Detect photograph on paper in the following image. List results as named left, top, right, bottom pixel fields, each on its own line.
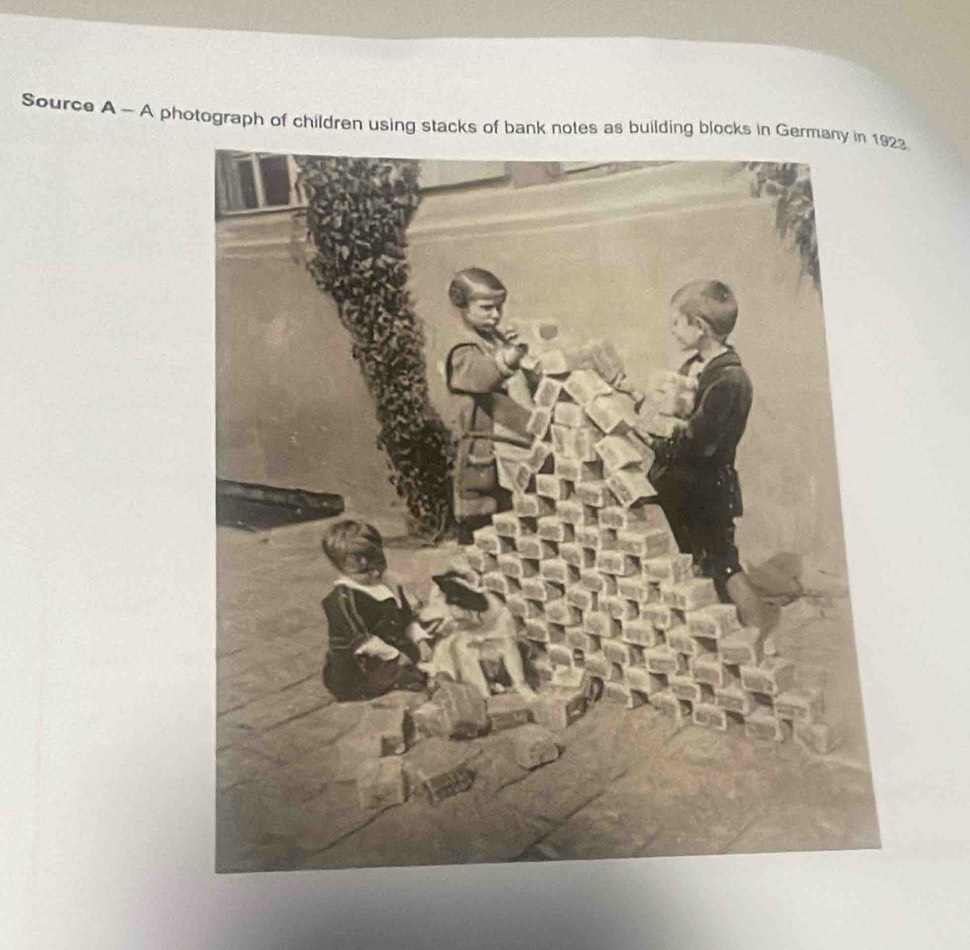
left=214, top=153, right=879, bottom=872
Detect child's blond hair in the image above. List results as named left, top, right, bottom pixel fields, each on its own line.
left=322, top=519, right=385, bottom=572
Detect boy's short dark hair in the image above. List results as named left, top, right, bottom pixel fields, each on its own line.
left=671, top=280, right=738, bottom=339
left=322, top=519, right=384, bottom=572
left=448, top=268, right=507, bottom=309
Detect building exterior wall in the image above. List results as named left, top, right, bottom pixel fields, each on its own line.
left=216, top=212, right=401, bottom=514
left=216, top=162, right=845, bottom=570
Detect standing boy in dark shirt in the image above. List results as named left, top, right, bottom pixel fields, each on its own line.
left=647, top=280, right=769, bottom=642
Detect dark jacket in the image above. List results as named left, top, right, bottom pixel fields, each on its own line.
left=648, top=347, right=752, bottom=519
left=322, top=584, right=420, bottom=701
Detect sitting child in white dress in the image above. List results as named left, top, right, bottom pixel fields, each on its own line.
left=419, top=570, right=536, bottom=702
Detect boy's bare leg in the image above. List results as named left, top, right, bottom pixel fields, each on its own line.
left=725, top=571, right=777, bottom=653
left=454, top=640, right=492, bottom=699
left=499, top=640, right=537, bottom=701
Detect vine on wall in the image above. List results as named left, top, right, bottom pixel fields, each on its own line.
left=746, top=162, right=821, bottom=291
left=295, top=155, right=455, bottom=538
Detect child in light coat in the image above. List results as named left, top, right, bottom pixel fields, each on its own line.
left=420, top=570, right=536, bottom=702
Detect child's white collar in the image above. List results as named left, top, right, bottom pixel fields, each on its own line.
left=335, top=576, right=399, bottom=603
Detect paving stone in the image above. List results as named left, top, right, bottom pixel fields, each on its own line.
left=215, top=782, right=310, bottom=873
left=662, top=723, right=789, bottom=774
left=262, top=701, right=362, bottom=761
left=469, top=742, right=530, bottom=796
left=512, top=724, right=560, bottom=770
left=218, top=638, right=319, bottom=679
left=216, top=719, right=251, bottom=751
left=724, top=805, right=851, bottom=855
left=217, top=654, right=319, bottom=713
left=538, top=792, right=663, bottom=860
left=215, top=646, right=270, bottom=680
left=300, top=779, right=548, bottom=869
left=214, top=720, right=288, bottom=763
left=246, top=751, right=343, bottom=804
left=277, top=788, right=398, bottom=861
left=216, top=744, right=279, bottom=792
left=216, top=627, right=263, bottom=658
left=605, top=704, right=675, bottom=768
left=218, top=677, right=330, bottom=733
left=216, top=525, right=879, bottom=872
left=217, top=671, right=267, bottom=715
left=843, top=794, right=882, bottom=850
left=279, top=744, right=344, bottom=791
left=499, top=705, right=632, bottom=821
left=794, top=720, right=841, bottom=754
left=631, top=768, right=757, bottom=857
left=371, top=690, right=432, bottom=713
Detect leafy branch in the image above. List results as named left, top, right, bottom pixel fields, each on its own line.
left=295, top=155, right=455, bottom=539
left=746, top=162, right=820, bottom=291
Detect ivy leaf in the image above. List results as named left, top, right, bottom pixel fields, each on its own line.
left=295, top=153, right=456, bottom=539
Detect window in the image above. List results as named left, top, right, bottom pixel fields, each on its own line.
left=216, top=152, right=302, bottom=215
left=215, top=153, right=659, bottom=218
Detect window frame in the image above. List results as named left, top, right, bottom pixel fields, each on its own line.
left=216, top=152, right=303, bottom=217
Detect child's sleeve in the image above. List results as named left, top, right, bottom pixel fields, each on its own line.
left=678, top=375, right=744, bottom=459
left=326, top=587, right=400, bottom=660
left=396, top=585, right=433, bottom=645
left=324, top=587, right=368, bottom=653
left=355, top=637, right=401, bottom=660
left=446, top=342, right=515, bottom=395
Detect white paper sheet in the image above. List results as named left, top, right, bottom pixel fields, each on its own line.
left=2, top=14, right=969, bottom=948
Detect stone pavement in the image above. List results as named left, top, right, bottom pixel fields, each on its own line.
left=215, top=518, right=879, bottom=873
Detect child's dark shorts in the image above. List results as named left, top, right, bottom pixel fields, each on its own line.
left=323, top=652, right=427, bottom=702
left=654, top=467, right=744, bottom=602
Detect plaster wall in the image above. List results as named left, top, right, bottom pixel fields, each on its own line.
left=216, top=214, right=400, bottom=514
left=216, top=162, right=845, bottom=570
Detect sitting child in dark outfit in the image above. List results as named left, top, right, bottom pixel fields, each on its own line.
left=320, top=520, right=430, bottom=702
